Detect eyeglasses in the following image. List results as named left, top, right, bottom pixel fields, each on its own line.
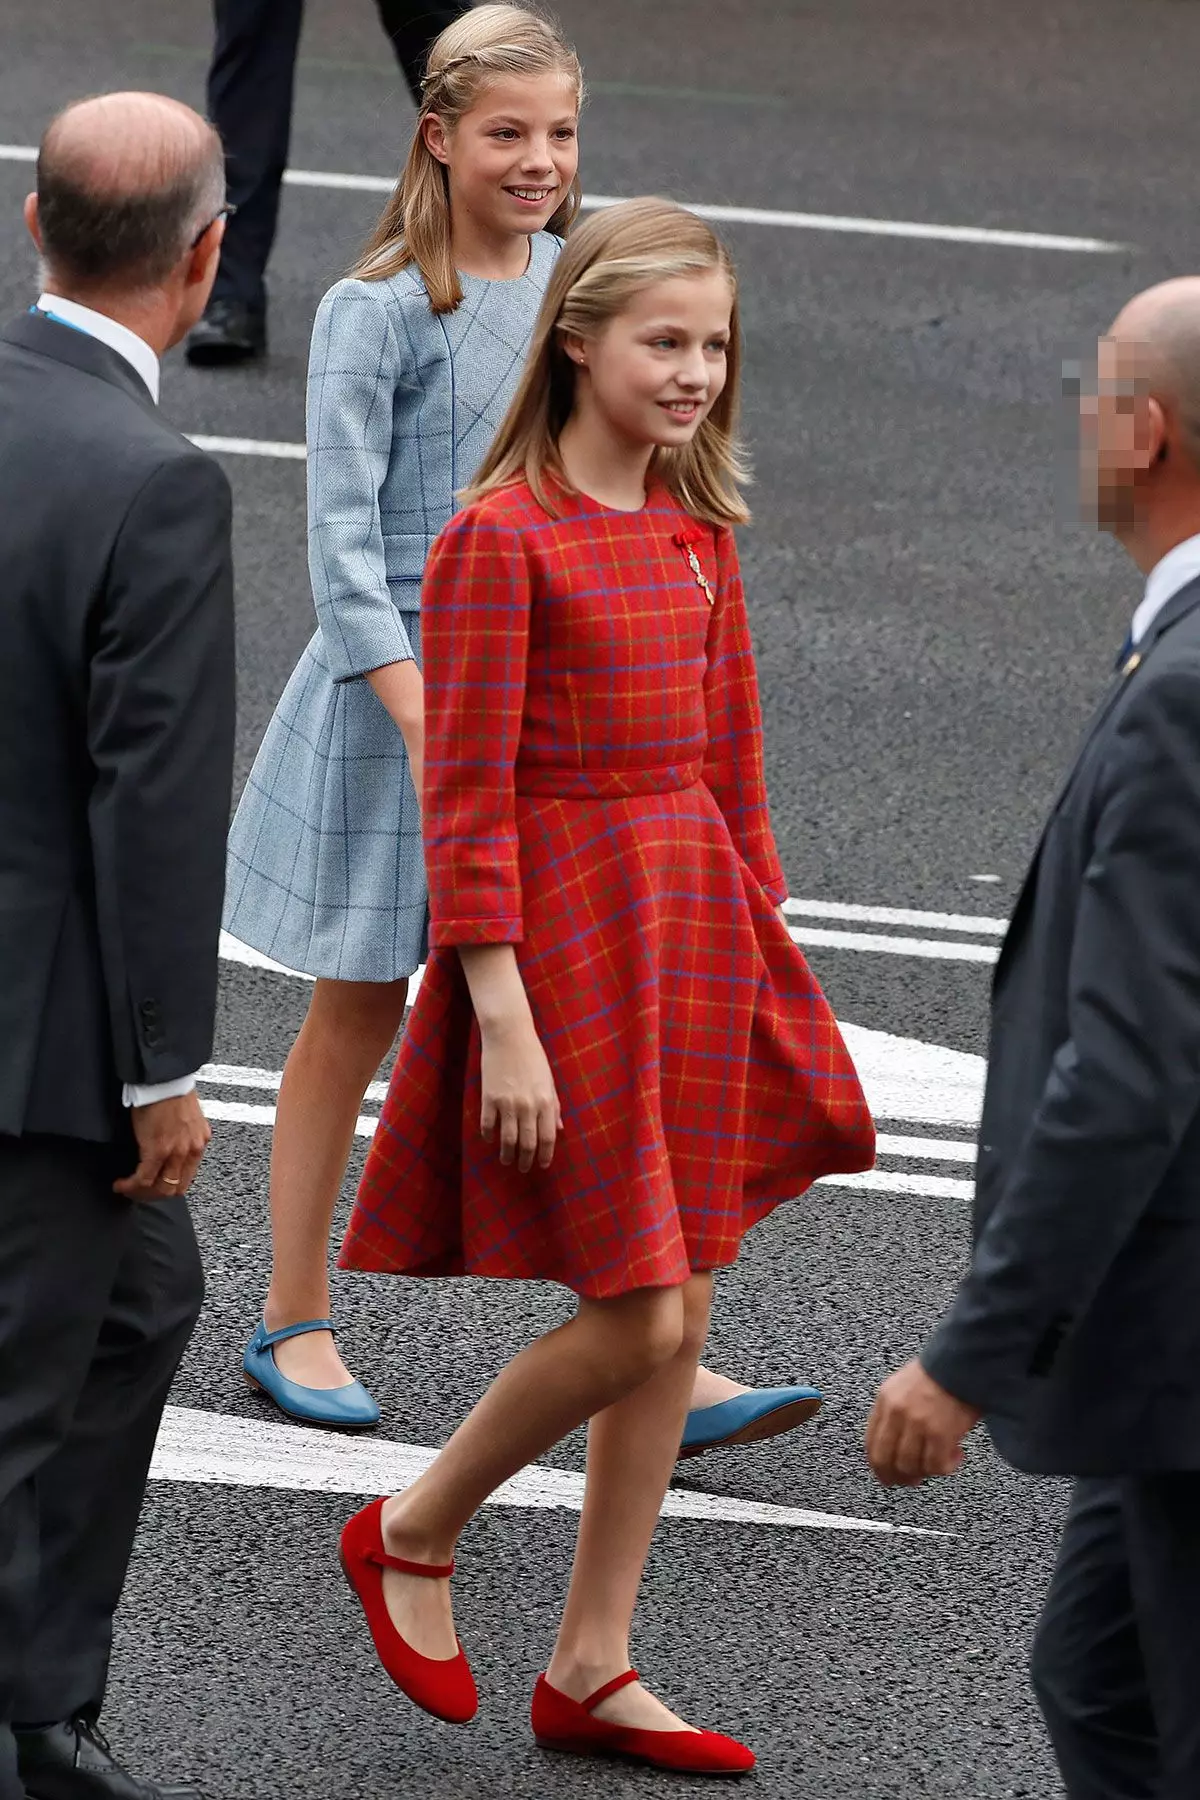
left=190, top=202, right=238, bottom=250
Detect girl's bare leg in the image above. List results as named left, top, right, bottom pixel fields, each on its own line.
left=263, top=976, right=410, bottom=1387
left=545, top=1272, right=714, bottom=1731
left=377, top=1284, right=690, bottom=1657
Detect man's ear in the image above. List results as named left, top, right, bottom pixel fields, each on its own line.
left=23, top=192, right=43, bottom=253
left=1146, top=395, right=1168, bottom=469
left=185, top=217, right=226, bottom=290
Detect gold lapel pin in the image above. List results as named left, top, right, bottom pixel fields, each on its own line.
left=683, top=543, right=715, bottom=605
left=1121, top=651, right=1142, bottom=677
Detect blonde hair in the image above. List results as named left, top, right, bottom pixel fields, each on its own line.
left=348, top=3, right=583, bottom=311
left=464, top=197, right=751, bottom=526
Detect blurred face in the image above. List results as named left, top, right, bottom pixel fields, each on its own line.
left=1076, top=335, right=1161, bottom=534
left=568, top=269, right=733, bottom=453
left=425, top=72, right=579, bottom=243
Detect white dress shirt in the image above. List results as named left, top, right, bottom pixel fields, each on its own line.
left=1130, top=531, right=1200, bottom=646
left=35, top=292, right=161, bottom=403
left=35, top=294, right=194, bottom=1111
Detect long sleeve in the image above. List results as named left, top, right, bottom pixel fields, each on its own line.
left=88, top=450, right=236, bottom=1086
left=701, top=526, right=787, bottom=902
left=922, top=661, right=1200, bottom=1413
left=422, top=507, right=532, bottom=945
left=306, top=279, right=415, bottom=681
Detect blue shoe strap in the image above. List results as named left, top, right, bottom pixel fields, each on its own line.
left=258, top=1318, right=335, bottom=1349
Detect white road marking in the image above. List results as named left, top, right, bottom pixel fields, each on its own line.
left=189, top=434, right=306, bottom=460
left=874, top=1132, right=974, bottom=1163
left=838, top=1023, right=983, bottom=1129
left=201, top=1060, right=390, bottom=1104
left=150, top=1405, right=944, bottom=1536
left=782, top=898, right=1006, bottom=936
left=818, top=1169, right=974, bottom=1201
left=580, top=192, right=1125, bottom=254
left=203, top=1096, right=380, bottom=1137
left=0, top=142, right=1125, bottom=253
left=790, top=925, right=997, bottom=964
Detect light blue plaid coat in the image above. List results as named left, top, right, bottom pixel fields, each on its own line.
left=223, top=232, right=560, bottom=980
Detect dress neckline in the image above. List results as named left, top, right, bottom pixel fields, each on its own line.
left=554, top=474, right=674, bottom=520
left=457, top=233, right=545, bottom=289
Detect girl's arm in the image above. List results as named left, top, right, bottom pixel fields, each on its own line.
left=700, top=527, right=788, bottom=904
left=306, top=280, right=416, bottom=685
left=365, top=659, right=424, bottom=804
left=457, top=945, right=561, bottom=1171
left=422, top=509, right=560, bottom=1169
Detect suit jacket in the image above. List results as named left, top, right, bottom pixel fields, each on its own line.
left=922, top=575, right=1200, bottom=1474
left=0, top=310, right=235, bottom=1143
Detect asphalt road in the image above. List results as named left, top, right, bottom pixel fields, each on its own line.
left=6, top=1, right=1200, bottom=1795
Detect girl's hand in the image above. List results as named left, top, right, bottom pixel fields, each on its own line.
left=365, top=658, right=424, bottom=805
left=479, top=1015, right=562, bottom=1172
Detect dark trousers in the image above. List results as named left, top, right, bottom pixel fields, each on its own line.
left=207, top=0, right=472, bottom=308
left=0, top=1136, right=203, bottom=1800
left=1030, top=1474, right=1200, bottom=1799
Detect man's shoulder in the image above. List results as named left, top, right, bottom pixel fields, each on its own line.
left=0, top=340, right=222, bottom=499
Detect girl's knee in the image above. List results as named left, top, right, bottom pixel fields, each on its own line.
left=584, top=1288, right=685, bottom=1381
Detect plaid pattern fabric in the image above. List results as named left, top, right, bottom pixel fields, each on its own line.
left=341, top=482, right=875, bottom=1297
left=222, top=237, right=559, bottom=981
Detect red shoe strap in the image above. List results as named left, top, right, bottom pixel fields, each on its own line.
left=583, top=1669, right=640, bottom=1712
left=368, top=1550, right=455, bottom=1579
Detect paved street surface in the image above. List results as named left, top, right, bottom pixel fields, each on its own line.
left=5, top=2, right=1200, bottom=1794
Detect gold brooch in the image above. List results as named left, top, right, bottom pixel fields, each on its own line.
left=682, top=542, right=715, bottom=605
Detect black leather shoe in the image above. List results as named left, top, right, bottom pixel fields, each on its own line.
left=185, top=297, right=267, bottom=366
left=15, top=1718, right=200, bottom=1800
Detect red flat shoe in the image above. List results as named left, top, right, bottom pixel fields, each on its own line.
left=531, top=1669, right=755, bottom=1775
left=338, top=1497, right=477, bottom=1723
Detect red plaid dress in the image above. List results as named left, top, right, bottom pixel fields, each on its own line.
left=340, top=480, right=874, bottom=1298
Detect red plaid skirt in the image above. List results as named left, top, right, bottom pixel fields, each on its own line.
left=340, top=768, right=875, bottom=1299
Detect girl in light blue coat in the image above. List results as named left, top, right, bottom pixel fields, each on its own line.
left=226, top=3, right=584, bottom=1423
left=226, top=1, right=823, bottom=1456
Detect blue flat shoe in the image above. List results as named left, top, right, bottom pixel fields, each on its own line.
left=679, top=1384, right=823, bottom=1460
left=243, top=1318, right=381, bottom=1431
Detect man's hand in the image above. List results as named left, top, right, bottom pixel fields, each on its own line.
left=865, top=1359, right=982, bottom=1487
left=113, top=1091, right=211, bottom=1200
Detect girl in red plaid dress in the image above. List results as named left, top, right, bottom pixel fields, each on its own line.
left=337, top=198, right=875, bottom=1773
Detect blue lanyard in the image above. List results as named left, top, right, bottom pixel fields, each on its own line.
left=30, top=303, right=89, bottom=336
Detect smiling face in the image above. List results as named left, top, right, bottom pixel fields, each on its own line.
left=568, top=268, right=734, bottom=454
left=424, top=71, right=579, bottom=245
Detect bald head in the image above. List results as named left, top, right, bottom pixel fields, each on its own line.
left=35, top=91, right=224, bottom=293
left=1106, top=277, right=1200, bottom=471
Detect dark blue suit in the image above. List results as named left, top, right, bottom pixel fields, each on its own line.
left=923, top=575, right=1200, bottom=1797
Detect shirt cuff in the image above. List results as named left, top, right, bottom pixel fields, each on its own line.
left=122, top=1073, right=198, bottom=1108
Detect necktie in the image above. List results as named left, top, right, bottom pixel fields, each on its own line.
left=1114, top=630, right=1135, bottom=671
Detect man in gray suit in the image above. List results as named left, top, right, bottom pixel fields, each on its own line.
left=866, top=278, right=1200, bottom=1797
left=0, top=94, right=235, bottom=1800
